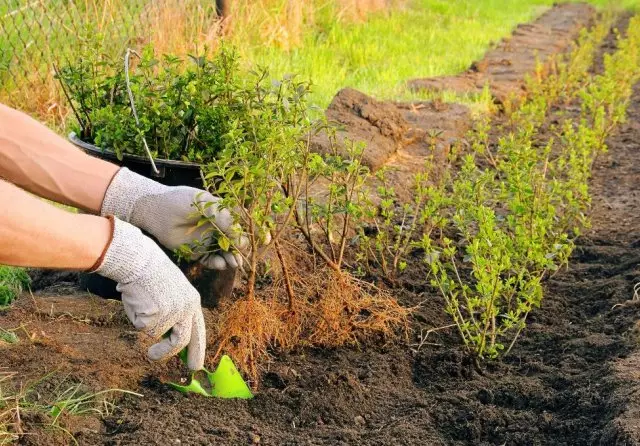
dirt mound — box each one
[311,89,472,197]
[382,100,472,197]
[310,88,409,171]
[408,3,597,104]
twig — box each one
[410,324,455,352]
[124,48,160,175]
[53,63,90,133]
[274,239,296,310]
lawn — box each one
[242,0,586,107]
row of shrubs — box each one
[420,14,640,359]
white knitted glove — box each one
[93,217,206,370]
[101,168,245,270]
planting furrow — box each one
[408,3,597,105]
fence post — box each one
[216,0,230,20]
[216,0,230,33]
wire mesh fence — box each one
[0,0,224,89]
[1,1,135,86]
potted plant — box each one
[57,46,276,306]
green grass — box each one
[0,266,30,307]
[0,372,142,444]
[240,0,639,109]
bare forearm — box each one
[0,180,111,270]
[0,103,119,213]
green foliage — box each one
[417,15,640,360]
[0,266,30,308]
[356,148,455,281]
[58,45,252,163]
[191,66,317,297]
[302,136,373,272]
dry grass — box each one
[337,0,399,21]
[1,0,400,127]
[223,0,403,50]
[0,74,69,132]
[140,0,222,56]
[0,370,141,445]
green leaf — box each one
[218,236,231,252]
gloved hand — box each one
[93,217,206,370]
[101,167,245,270]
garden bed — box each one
[2,5,640,446]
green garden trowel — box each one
[167,354,253,399]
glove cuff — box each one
[88,215,115,272]
[100,167,169,222]
[91,216,153,284]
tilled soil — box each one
[408,2,597,104]
[2,5,640,446]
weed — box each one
[0,266,30,308]
[0,372,141,445]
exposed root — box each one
[307,270,410,347]
[208,297,285,385]
[208,261,410,387]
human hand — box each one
[101,168,246,270]
[93,217,206,370]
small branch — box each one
[410,324,456,352]
[275,240,296,311]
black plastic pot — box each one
[69,133,235,308]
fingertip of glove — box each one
[223,251,239,269]
[187,358,205,371]
[147,323,190,361]
[234,253,244,269]
[187,311,206,370]
[147,343,171,362]
[202,255,228,270]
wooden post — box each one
[216,0,230,20]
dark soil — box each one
[408,3,597,104]
[2,5,640,446]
